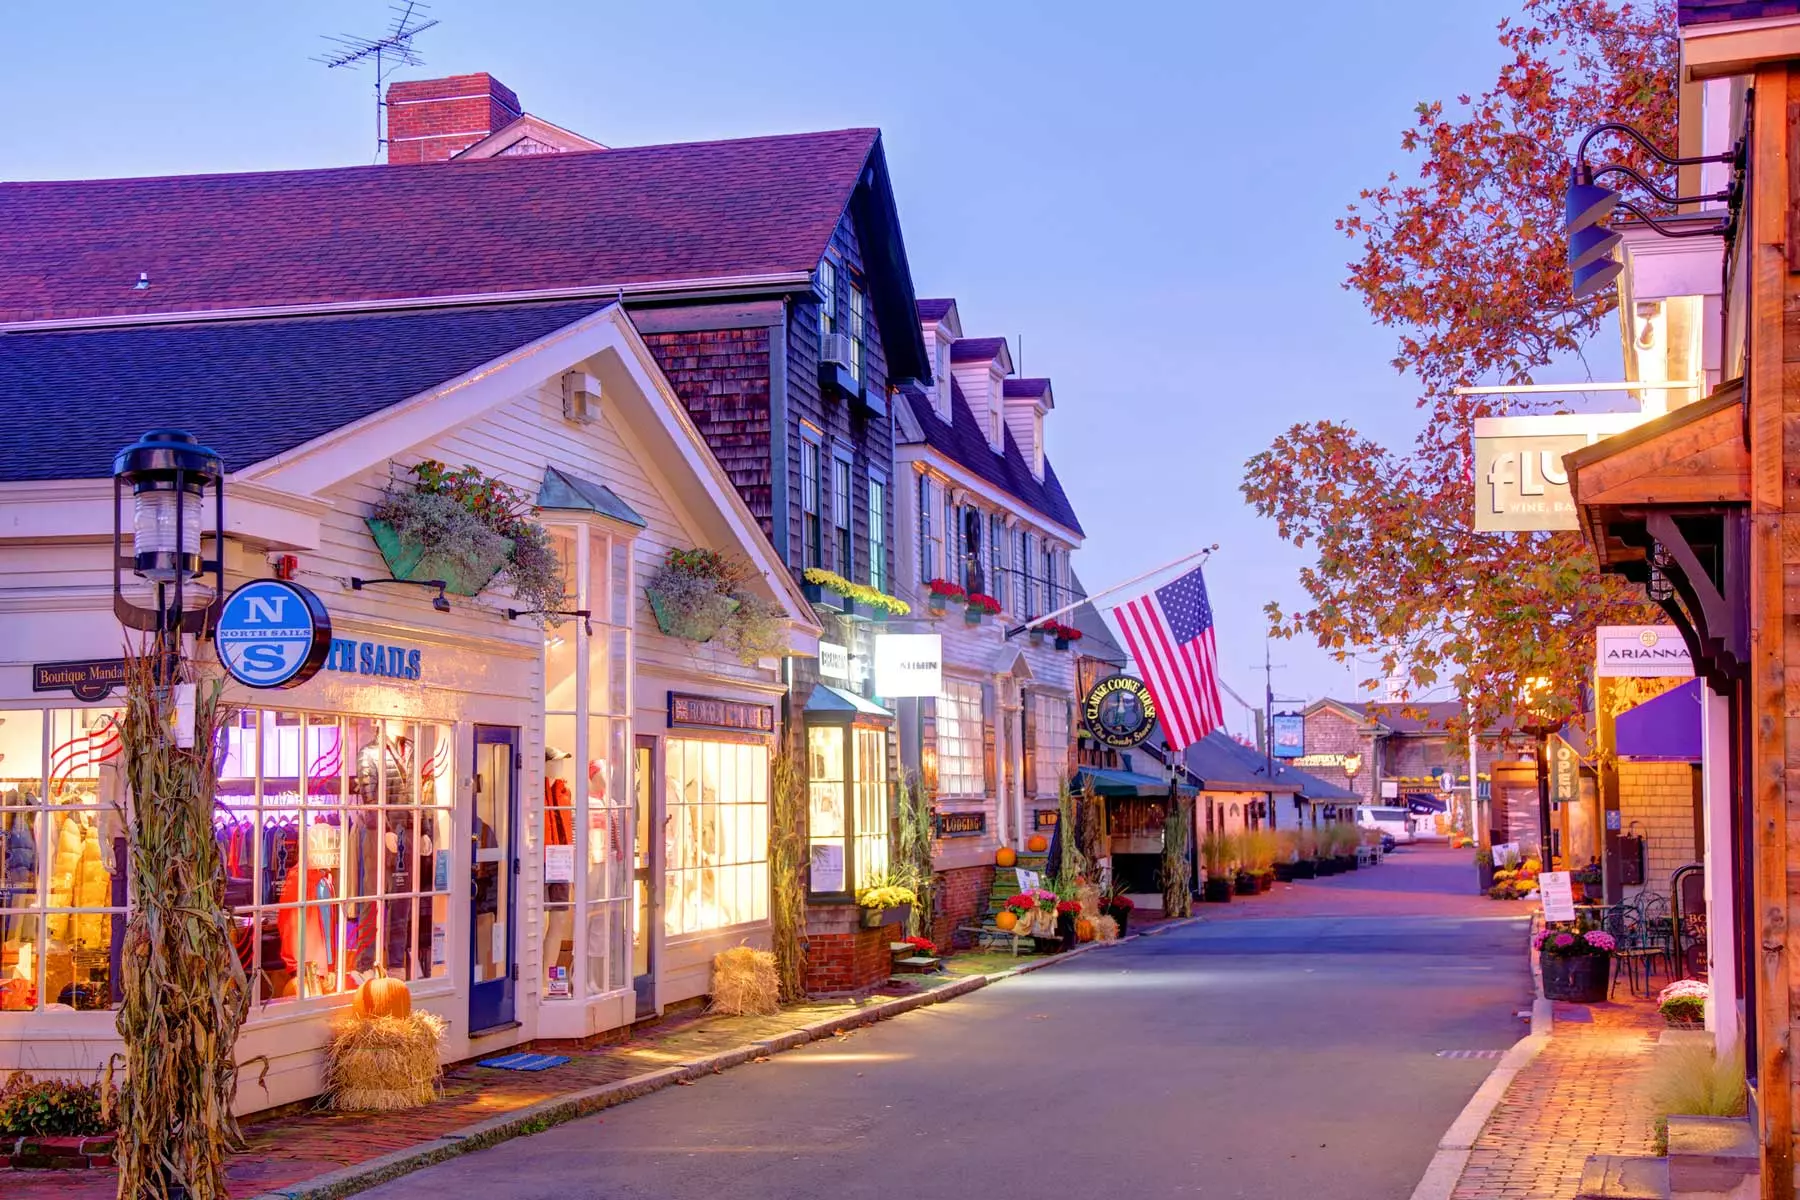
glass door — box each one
[470,725,518,1033]
[632,735,659,1016]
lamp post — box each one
[1521,675,1562,866]
[112,429,225,680]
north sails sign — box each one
[1595,626,1692,678]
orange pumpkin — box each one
[995,846,1017,868]
[1076,918,1096,943]
[353,974,412,1020]
[995,910,1018,932]
[1026,834,1049,853]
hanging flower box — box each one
[646,586,740,643]
[803,569,911,623]
[645,548,783,660]
[965,593,1000,626]
[925,578,967,616]
[365,517,510,597]
[1027,627,1047,648]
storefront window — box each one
[541,521,634,999]
[807,722,891,895]
[2,707,125,1012]
[807,727,846,892]
[1031,693,1071,798]
[853,727,889,889]
[665,739,769,934]
[937,678,985,798]
[218,711,453,1008]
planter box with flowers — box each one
[855,881,917,929]
[803,568,911,624]
[925,578,966,615]
[1047,622,1084,651]
[1658,979,1708,1029]
[965,592,1001,626]
[1535,927,1615,1002]
[368,459,563,606]
[1000,889,1061,940]
[646,548,789,663]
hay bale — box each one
[1077,884,1103,918]
[1093,915,1119,942]
[325,1011,445,1111]
[710,946,780,1017]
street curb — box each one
[242,919,1182,1200]
[1407,933,1555,1200]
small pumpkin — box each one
[995,846,1017,868]
[1076,918,1096,943]
[1026,834,1049,853]
[353,974,412,1020]
[995,910,1018,932]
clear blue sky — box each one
[1,0,1539,730]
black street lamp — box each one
[1521,675,1562,866]
[112,430,225,679]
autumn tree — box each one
[1242,0,1677,734]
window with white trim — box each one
[848,287,866,385]
[1031,693,1072,799]
[917,473,940,584]
[868,474,887,592]
[801,434,823,570]
[831,452,852,578]
[818,260,836,340]
[989,514,1008,611]
[936,678,986,798]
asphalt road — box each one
[360,845,1530,1200]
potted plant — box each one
[1027,626,1048,648]
[1292,829,1319,879]
[646,548,742,642]
[965,592,1001,626]
[855,879,918,929]
[925,578,966,615]
[1658,979,1707,1030]
[803,568,911,622]
[1201,833,1234,902]
[1049,622,1083,651]
[1055,898,1082,951]
[1245,830,1277,892]
[1535,926,1615,1003]
[1101,887,1134,936]
[1573,862,1603,904]
[368,459,564,606]
[1272,831,1299,883]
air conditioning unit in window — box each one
[562,370,601,425]
[821,333,855,371]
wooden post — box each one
[1598,681,1624,907]
[1749,64,1794,1200]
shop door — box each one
[470,725,519,1033]
[632,735,660,1016]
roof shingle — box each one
[900,380,1082,535]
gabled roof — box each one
[1185,731,1294,793]
[897,380,1083,535]
[455,114,607,159]
[916,298,956,323]
[0,298,609,481]
[950,336,1011,364]
[1003,378,1052,401]
[0,128,929,378]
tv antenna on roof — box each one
[314,1,440,162]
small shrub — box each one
[0,1072,116,1137]
[1649,1042,1746,1132]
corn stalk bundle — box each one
[1161,790,1193,920]
[1056,781,1086,884]
[896,772,934,939]
[769,748,808,1002]
[115,648,249,1200]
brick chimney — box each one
[385,73,523,165]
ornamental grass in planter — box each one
[1200,833,1236,903]
[369,459,563,607]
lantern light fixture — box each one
[112,429,225,636]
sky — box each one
[0,0,1555,734]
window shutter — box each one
[1022,695,1038,798]
[981,683,996,801]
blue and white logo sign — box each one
[216,580,332,690]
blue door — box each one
[470,725,519,1033]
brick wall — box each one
[1302,709,1376,802]
[641,328,775,536]
[1618,761,1700,892]
[803,927,893,996]
[385,74,523,165]
[931,864,995,949]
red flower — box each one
[966,592,1001,614]
[1105,895,1135,911]
[926,579,968,600]
[903,935,937,954]
[1004,893,1035,911]
[1055,900,1082,914]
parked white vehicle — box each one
[1355,805,1416,844]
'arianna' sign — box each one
[1595,626,1692,678]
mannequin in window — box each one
[542,749,575,991]
[350,731,422,976]
[278,822,339,990]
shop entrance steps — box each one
[1576,1154,1668,1200]
[1665,1115,1758,1198]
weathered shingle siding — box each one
[640,327,774,535]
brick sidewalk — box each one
[0,976,961,1200]
[1451,996,1664,1200]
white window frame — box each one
[818,260,837,340]
[937,677,986,799]
[1031,692,1072,800]
[848,286,866,385]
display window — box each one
[936,678,985,798]
[665,738,768,935]
[806,721,891,896]
[217,711,454,1007]
[1,707,125,1012]
[540,521,633,1001]
[1031,693,1072,799]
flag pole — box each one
[1005,543,1218,640]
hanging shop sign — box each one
[873,633,943,698]
[1550,734,1581,806]
[1471,414,1644,532]
[936,811,987,838]
[1082,674,1158,749]
[324,638,423,680]
[1595,625,1693,678]
[1270,712,1305,759]
[667,692,777,735]
[818,641,850,681]
[32,658,130,702]
[215,579,333,690]
[1293,752,1363,776]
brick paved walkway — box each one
[1451,996,1664,1200]
[0,977,958,1200]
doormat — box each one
[478,1052,571,1072]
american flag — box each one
[1111,564,1225,751]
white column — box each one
[1701,686,1738,1054]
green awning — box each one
[1073,766,1184,798]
